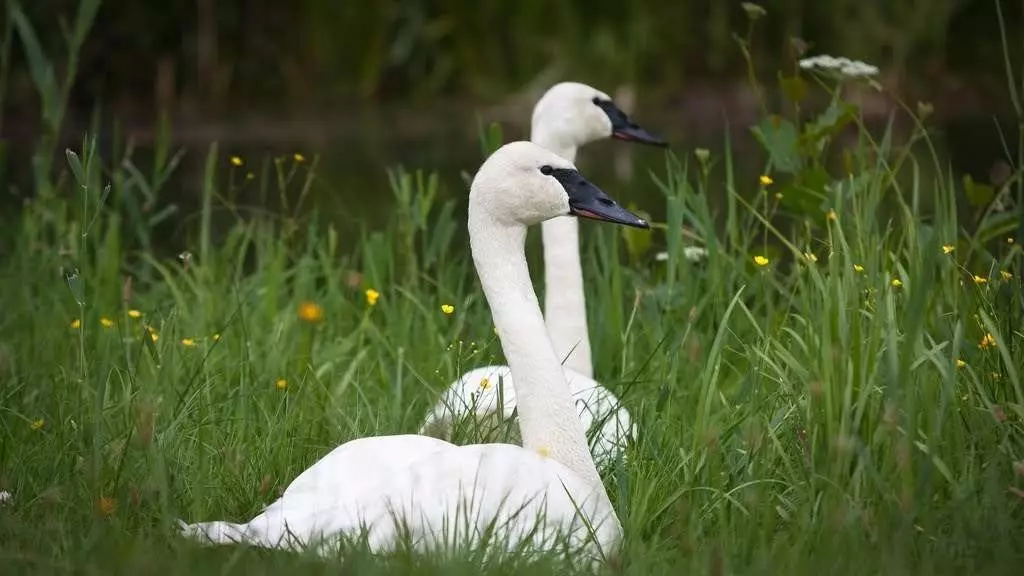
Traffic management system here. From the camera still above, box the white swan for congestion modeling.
[420,82,666,466]
[178,141,651,563]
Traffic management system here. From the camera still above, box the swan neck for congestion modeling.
[467,209,604,491]
[531,133,593,377]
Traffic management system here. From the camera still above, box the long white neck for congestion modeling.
[531,129,593,378]
[468,206,607,495]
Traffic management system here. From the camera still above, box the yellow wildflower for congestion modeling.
[853,264,865,273]
[100,317,115,328]
[181,338,196,347]
[956,359,966,368]
[212,333,221,341]
[275,378,288,390]
[293,153,306,163]
[1001,270,1013,280]
[803,252,818,263]
[30,419,44,431]
[827,209,838,221]
[127,309,143,319]
[979,333,997,350]
[97,496,117,517]
[479,377,491,390]
[972,275,988,285]
[441,304,455,315]
[753,255,769,267]
[298,301,324,323]
[147,328,159,342]
[365,289,380,307]
[230,156,243,167]
[891,278,903,288]
[942,244,955,255]
[70,319,81,329]
[759,175,773,186]
[774,192,783,200]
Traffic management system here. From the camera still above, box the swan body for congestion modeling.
[180,141,651,563]
[419,364,635,469]
[421,82,665,462]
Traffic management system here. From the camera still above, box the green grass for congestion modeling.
[2,106,1024,575]
[2,4,1024,569]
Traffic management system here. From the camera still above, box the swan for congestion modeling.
[420,82,666,466]
[178,141,651,563]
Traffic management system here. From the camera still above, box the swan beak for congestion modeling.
[612,123,668,147]
[551,168,650,229]
[594,99,668,147]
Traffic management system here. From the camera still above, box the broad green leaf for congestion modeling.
[963,174,994,207]
[751,115,803,174]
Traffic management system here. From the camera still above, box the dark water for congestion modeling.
[1,101,1016,255]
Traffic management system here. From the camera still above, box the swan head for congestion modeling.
[471,141,649,229]
[531,82,667,149]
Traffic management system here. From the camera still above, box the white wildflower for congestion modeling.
[655,247,708,263]
[799,54,878,78]
[0,490,11,505]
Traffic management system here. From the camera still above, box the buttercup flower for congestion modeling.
[127,309,143,319]
[1001,270,1013,280]
[759,175,773,186]
[100,317,115,328]
[827,209,838,221]
[479,377,491,390]
[753,256,769,267]
[97,496,116,517]
[972,275,988,285]
[181,338,196,347]
[853,264,865,273]
[956,359,966,368]
[803,252,818,263]
[230,156,243,167]
[298,301,324,323]
[294,153,306,163]
[979,333,997,350]
[365,289,380,307]
[441,304,455,315]
[70,319,81,329]
[891,278,903,288]
[275,378,288,390]
[30,419,44,431]
[942,245,955,255]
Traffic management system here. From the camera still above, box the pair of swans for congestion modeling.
[180,84,664,562]
[419,83,666,467]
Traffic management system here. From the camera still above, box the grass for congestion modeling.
[2,106,1024,575]
[2,5,1024,573]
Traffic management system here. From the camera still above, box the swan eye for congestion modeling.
[539,165,554,176]
[592,96,601,105]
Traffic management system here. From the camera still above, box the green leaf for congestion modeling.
[8,1,57,125]
[751,115,803,174]
[621,202,652,264]
[778,73,808,103]
[65,149,85,188]
[803,100,858,145]
[963,174,995,207]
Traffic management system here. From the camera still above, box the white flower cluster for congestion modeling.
[799,55,879,78]
[655,246,708,262]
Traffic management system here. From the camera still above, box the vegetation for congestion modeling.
[2,1,1024,575]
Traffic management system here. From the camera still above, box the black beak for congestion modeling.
[593,99,668,147]
[547,168,650,229]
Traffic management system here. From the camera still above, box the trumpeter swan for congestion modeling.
[420,82,665,466]
[179,141,650,563]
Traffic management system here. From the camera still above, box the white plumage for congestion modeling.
[179,141,650,563]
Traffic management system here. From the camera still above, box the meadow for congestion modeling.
[3,5,1024,576]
